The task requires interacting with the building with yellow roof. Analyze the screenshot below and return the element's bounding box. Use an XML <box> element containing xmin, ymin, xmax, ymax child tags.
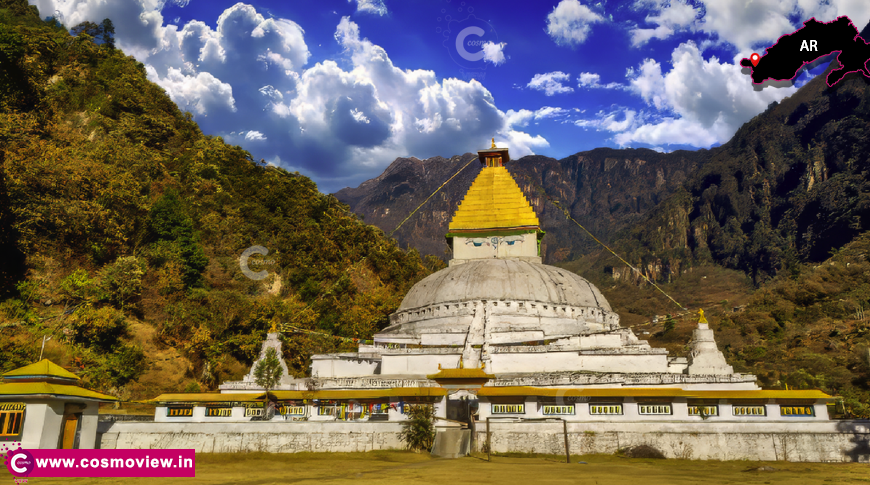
<box><xmin>0</xmin><ymin>359</ymin><xmax>116</xmax><ymax>449</ymax></box>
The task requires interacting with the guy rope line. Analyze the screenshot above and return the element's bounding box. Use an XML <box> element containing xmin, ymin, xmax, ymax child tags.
<box><xmin>549</xmin><ymin>199</ymin><xmax>686</xmax><ymax>312</ymax></box>
<box><xmin>279</xmin><ymin>322</ymin><xmax>374</xmax><ymax>344</ymax></box>
<box><xmin>388</xmin><ymin>157</ymin><xmax>476</xmax><ymax>238</ymax></box>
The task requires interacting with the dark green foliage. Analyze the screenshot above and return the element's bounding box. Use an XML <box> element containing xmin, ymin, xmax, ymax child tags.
<box><xmin>60</xmin><ymin>269</ymin><xmax>103</xmax><ymax>304</ymax></box>
<box><xmin>99</xmin><ymin>19</ymin><xmax>114</xmax><ymax>49</ymax></box>
<box><xmin>662</xmin><ymin>314</ymin><xmax>676</xmax><ymax>334</ymax></box>
<box><xmin>0</xmin><ymin>152</ymin><xmax>25</xmax><ymax>296</ymax></box>
<box><xmin>183</xmin><ymin>381</ymin><xmax>202</xmax><ymax>393</ymax></box>
<box><xmin>399</xmin><ymin>405</ymin><xmax>436</xmax><ymax>452</ymax></box>
<box><xmin>67</xmin><ymin>304</ymin><xmax>127</xmax><ymax>351</ymax></box>
<box><xmin>0</xmin><ymin>0</ymin><xmax>39</xmax><ymax>24</ymax></box>
<box><xmin>147</xmin><ymin>191</ymin><xmax>208</xmax><ymax>287</ymax></box>
<box><xmin>253</xmin><ymin>347</ymin><xmax>282</xmax><ymax>398</ymax></box>
<box><xmin>99</xmin><ymin>256</ymin><xmax>145</xmax><ymax>311</ymax></box>
<box><xmin>70</xmin><ymin>18</ymin><xmax>114</xmax><ymax>49</ymax></box>
<box><xmin>70</xmin><ymin>20</ymin><xmax>99</xmax><ymax>38</ymax></box>
<box><xmin>78</xmin><ymin>343</ymin><xmax>147</xmax><ymax>388</ymax></box>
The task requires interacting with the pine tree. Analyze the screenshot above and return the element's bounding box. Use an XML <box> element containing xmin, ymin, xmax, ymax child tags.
<box><xmin>253</xmin><ymin>347</ymin><xmax>282</xmax><ymax>403</ymax></box>
<box><xmin>99</xmin><ymin>18</ymin><xmax>114</xmax><ymax>49</ymax></box>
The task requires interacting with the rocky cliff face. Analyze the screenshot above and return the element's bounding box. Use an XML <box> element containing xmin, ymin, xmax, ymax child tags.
<box><xmin>334</xmin><ymin>153</ymin><xmax>480</xmax><ymax>259</ymax></box>
<box><xmin>612</xmin><ymin>50</ymin><xmax>870</xmax><ymax>284</ymax></box>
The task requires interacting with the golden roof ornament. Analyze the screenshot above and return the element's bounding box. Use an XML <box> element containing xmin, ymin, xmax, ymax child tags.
<box><xmin>491</xmin><ymin>137</ymin><xmax>496</xmax><ymax>148</ymax></box>
<box><xmin>698</xmin><ymin>309</ymin><xmax>708</xmax><ymax>325</ymax></box>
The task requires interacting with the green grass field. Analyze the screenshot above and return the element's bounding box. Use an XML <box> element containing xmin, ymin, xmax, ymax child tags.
<box><xmin>26</xmin><ymin>451</ymin><xmax>870</xmax><ymax>484</ymax></box>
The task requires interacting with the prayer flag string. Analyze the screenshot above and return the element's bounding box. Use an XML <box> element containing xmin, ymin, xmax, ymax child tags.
<box><xmin>278</xmin><ymin>323</ymin><xmax>374</xmax><ymax>345</ymax></box>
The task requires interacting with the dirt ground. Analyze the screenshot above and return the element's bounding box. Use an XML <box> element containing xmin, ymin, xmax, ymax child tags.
<box><xmin>26</xmin><ymin>451</ymin><xmax>870</xmax><ymax>484</ymax></box>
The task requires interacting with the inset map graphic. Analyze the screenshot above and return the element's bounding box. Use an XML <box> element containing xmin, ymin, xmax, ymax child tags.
<box><xmin>740</xmin><ymin>16</ymin><xmax>870</xmax><ymax>88</ymax></box>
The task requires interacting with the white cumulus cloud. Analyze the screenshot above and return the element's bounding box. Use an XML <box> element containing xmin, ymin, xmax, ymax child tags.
<box><xmin>505</xmin><ymin>107</ymin><xmax>569</xmax><ymax>127</ymax></box>
<box><xmin>145</xmin><ymin>66</ymin><xmax>236</xmax><ymax>115</ymax></box>
<box><xmin>615</xmin><ymin>41</ymin><xmax>797</xmax><ymax>147</ymax></box>
<box><xmin>577</xmin><ymin>72</ymin><xmax>624</xmax><ymax>89</ymax></box>
<box><xmin>546</xmin><ymin>0</ymin><xmax>605</xmax><ymax>47</ymax></box>
<box><xmin>26</xmin><ymin>2</ymin><xmax>548</xmax><ymax>192</ymax></box>
<box><xmin>527</xmin><ymin>71</ymin><xmax>574</xmax><ymax>96</ymax></box>
<box><xmin>349</xmin><ymin>0</ymin><xmax>387</xmax><ymax>16</ymax></box>
<box><xmin>574</xmin><ymin>108</ymin><xmax>639</xmax><ymax>133</ymax></box>
<box><xmin>482</xmin><ymin>41</ymin><xmax>507</xmax><ymax>66</ymax></box>
<box><xmin>630</xmin><ymin>0</ymin><xmax>699</xmax><ymax>46</ymax></box>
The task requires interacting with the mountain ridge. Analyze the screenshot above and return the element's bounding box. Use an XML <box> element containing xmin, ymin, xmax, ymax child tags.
<box><xmin>335</xmin><ymin>147</ymin><xmax>711</xmax><ymax>265</ymax></box>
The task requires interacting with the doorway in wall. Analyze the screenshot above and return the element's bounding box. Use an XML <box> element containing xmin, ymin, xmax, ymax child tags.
<box><xmin>59</xmin><ymin>403</ymin><xmax>85</xmax><ymax>449</ymax></box>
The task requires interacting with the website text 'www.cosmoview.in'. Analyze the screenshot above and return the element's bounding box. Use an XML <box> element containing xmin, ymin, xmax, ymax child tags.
<box><xmin>4</xmin><ymin>448</ymin><xmax>195</xmax><ymax>478</ymax></box>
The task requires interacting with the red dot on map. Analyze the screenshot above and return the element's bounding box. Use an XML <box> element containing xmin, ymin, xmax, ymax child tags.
<box><xmin>750</xmin><ymin>53</ymin><xmax>760</xmax><ymax>67</ymax></box>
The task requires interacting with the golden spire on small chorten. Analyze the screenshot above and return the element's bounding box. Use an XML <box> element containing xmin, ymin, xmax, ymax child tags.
<box><xmin>698</xmin><ymin>309</ymin><xmax>708</xmax><ymax>325</ymax></box>
<box><xmin>269</xmin><ymin>321</ymin><xmax>278</xmax><ymax>333</ymax></box>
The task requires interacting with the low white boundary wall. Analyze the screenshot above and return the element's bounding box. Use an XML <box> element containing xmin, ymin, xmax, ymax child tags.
<box><xmin>99</xmin><ymin>422</ymin><xmax>404</xmax><ymax>453</ymax></box>
<box><xmin>99</xmin><ymin>420</ymin><xmax>870</xmax><ymax>462</ymax></box>
<box><xmin>478</xmin><ymin>420</ymin><xmax>870</xmax><ymax>462</ymax></box>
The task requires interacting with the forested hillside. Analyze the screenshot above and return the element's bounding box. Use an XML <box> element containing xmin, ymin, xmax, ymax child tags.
<box><xmin>0</xmin><ymin>0</ymin><xmax>441</xmax><ymax>400</ymax></box>
<box><xmin>605</xmin><ymin>53</ymin><xmax>870</xmax><ymax>285</ymax></box>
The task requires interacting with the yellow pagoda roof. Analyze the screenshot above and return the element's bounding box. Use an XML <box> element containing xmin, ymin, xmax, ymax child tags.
<box><xmin>2</xmin><ymin>359</ymin><xmax>80</xmax><ymax>381</ymax></box>
<box><xmin>448</xmin><ymin>166</ymin><xmax>540</xmax><ymax>233</ymax></box>
<box><xmin>427</xmin><ymin>368</ymin><xmax>494</xmax><ymax>380</ymax></box>
<box><xmin>477</xmin><ymin>387</ymin><xmax>833</xmax><ymax>400</ymax></box>
<box><xmin>148</xmin><ymin>388</ymin><xmax>448</xmax><ymax>403</ymax></box>
<box><xmin>147</xmin><ymin>393</ymin><xmax>264</xmax><ymax>403</ymax></box>
<box><xmin>0</xmin><ymin>381</ymin><xmax>116</xmax><ymax>401</ymax></box>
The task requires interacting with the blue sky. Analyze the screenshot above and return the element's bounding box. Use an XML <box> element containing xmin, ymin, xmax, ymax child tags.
<box><xmin>29</xmin><ymin>0</ymin><xmax>870</xmax><ymax>193</ymax></box>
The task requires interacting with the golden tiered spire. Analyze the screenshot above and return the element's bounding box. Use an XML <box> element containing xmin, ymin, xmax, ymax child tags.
<box><xmin>448</xmin><ymin>167</ymin><xmax>540</xmax><ymax>232</ymax></box>
<box><xmin>448</xmin><ymin>141</ymin><xmax>540</xmax><ymax>234</ymax></box>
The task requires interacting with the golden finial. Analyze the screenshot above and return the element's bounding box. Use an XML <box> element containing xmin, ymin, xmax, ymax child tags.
<box><xmin>459</xmin><ymin>356</ymin><xmax>464</xmax><ymax>369</ymax></box>
<box><xmin>698</xmin><ymin>309</ymin><xmax>708</xmax><ymax>325</ymax></box>
<box><xmin>480</xmin><ymin>361</ymin><xmax>485</xmax><ymax>370</ymax></box>
<box><xmin>270</xmin><ymin>322</ymin><xmax>278</xmax><ymax>333</ymax></box>
<box><xmin>491</xmin><ymin>137</ymin><xmax>496</xmax><ymax>148</ymax></box>
<box><xmin>438</xmin><ymin>363</ymin><xmax>442</xmax><ymax>370</ymax></box>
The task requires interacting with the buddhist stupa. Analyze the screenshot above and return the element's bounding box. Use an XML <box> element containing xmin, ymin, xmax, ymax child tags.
<box><xmin>305</xmin><ymin>140</ymin><xmax>747</xmax><ymax>381</ymax></box>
